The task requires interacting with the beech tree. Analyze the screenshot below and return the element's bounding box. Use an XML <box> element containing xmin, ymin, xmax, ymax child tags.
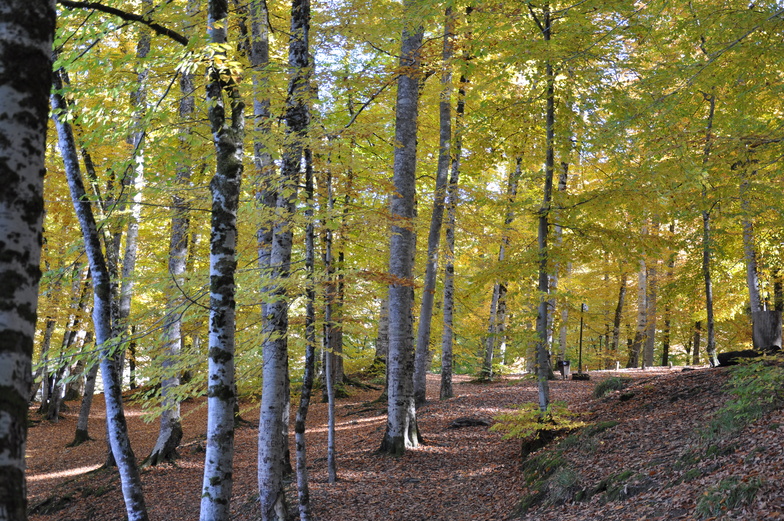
<box><xmin>380</xmin><ymin>0</ymin><xmax>424</xmax><ymax>456</ymax></box>
<box><xmin>0</xmin><ymin>1</ymin><xmax>54</xmax><ymax>517</ymax></box>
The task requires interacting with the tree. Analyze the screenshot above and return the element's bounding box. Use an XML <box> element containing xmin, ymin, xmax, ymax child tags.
<box><xmin>54</xmin><ymin>67</ymin><xmax>150</xmax><ymax>521</ymax></box>
<box><xmin>258</xmin><ymin>0</ymin><xmax>311</xmax><ymax>516</ymax></box>
<box><xmin>198</xmin><ymin>0</ymin><xmax>245</xmax><ymax>514</ymax></box>
<box><xmin>0</xmin><ymin>1</ymin><xmax>54</xmax><ymax>517</ymax></box>
<box><xmin>380</xmin><ymin>0</ymin><xmax>424</xmax><ymax>456</ymax></box>
<box><xmin>413</xmin><ymin>8</ymin><xmax>454</xmax><ymax>406</ymax></box>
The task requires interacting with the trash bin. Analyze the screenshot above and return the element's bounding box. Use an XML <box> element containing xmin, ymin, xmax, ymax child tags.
<box><xmin>556</xmin><ymin>360</ymin><xmax>571</xmax><ymax>380</ymax></box>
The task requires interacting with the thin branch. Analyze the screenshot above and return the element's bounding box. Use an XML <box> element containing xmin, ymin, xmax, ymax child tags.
<box><xmin>57</xmin><ymin>0</ymin><xmax>189</xmax><ymax>46</ymax></box>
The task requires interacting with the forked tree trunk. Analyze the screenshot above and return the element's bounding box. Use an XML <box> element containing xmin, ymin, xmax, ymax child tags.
<box><xmin>380</xmin><ymin>0</ymin><xmax>424</xmax><ymax>455</ymax></box>
<box><xmin>54</xmin><ymin>69</ymin><xmax>149</xmax><ymax>521</ymax></box>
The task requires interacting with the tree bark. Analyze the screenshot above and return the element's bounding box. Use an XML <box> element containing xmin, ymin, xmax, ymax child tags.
<box><xmin>533</xmin><ymin>1</ymin><xmax>554</xmax><ymax>412</ymax></box>
<box><xmin>0</xmin><ymin>3</ymin><xmax>52</xmax><ymax>515</ymax></box>
<box><xmin>627</xmin><ymin>259</ymin><xmax>647</xmax><ymax>368</ymax></box>
<box><xmin>611</xmin><ymin>272</ymin><xmax>627</xmax><ymax>360</ymax></box>
<box><xmin>700</xmin><ymin>92</ymin><xmax>719</xmax><ymax>367</ymax></box>
<box><xmin>413</xmin><ymin>8</ymin><xmax>454</xmax><ymax>405</ymax></box>
<box><xmin>380</xmin><ymin>0</ymin><xmax>424</xmax><ymax>455</ymax></box>
<box><xmin>258</xmin><ymin>0</ymin><xmax>310</xmax><ymax>516</ymax></box>
<box><xmin>692</xmin><ymin>321</ymin><xmax>702</xmax><ymax>365</ymax></box>
<box><xmin>198</xmin><ymin>0</ymin><xmax>245</xmax><ymax>515</ymax></box>
<box><xmin>54</xmin><ymin>69</ymin><xmax>149</xmax><ymax>521</ymax></box>
<box><xmin>643</xmin><ymin>261</ymin><xmax>657</xmax><ymax>368</ymax></box>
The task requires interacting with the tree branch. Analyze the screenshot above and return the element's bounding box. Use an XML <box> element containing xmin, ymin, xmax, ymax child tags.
<box><xmin>57</xmin><ymin>0</ymin><xmax>188</xmax><ymax>46</ymax></box>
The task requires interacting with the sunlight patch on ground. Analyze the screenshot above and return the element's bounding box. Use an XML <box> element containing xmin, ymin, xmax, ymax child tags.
<box><xmin>28</xmin><ymin>463</ymin><xmax>102</xmax><ymax>483</ymax></box>
<box><xmin>308</xmin><ymin>415</ymin><xmax>386</xmax><ymax>434</ymax></box>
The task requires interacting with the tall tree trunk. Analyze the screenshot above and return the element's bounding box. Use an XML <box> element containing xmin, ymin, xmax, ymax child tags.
<box><xmin>0</xmin><ymin>3</ymin><xmax>52</xmax><ymax>515</ymax></box>
<box><xmin>533</xmin><ymin>2</ymin><xmax>554</xmax><ymax>412</ymax></box>
<box><xmin>413</xmin><ymin>8</ymin><xmax>454</xmax><ymax>405</ymax></box>
<box><xmin>54</xmin><ymin>69</ymin><xmax>149</xmax><ymax>521</ymax></box>
<box><xmin>700</xmin><ymin>92</ymin><xmax>719</xmax><ymax>367</ymax></box>
<box><xmin>322</xmin><ymin>168</ymin><xmax>338</xmax><ymax>483</ymax></box>
<box><xmin>295</xmin><ymin>148</ymin><xmax>317</xmax><ymax>521</ymax></box>
<box><xmin>380</xmin><ymin>0</ymin><xmax>424</xmax><ymax>455</ymax></box>
<box><xmin>440</xmin><ymin>59</ymin><xmax>467</xmax><ymax>401</ymax></box>
<box><xmin>199</xmin><ymin>0</ymin><xmax>245</xmax><ymax>515</ymax></box>
<box><xmin>258</xmin><ymin>0</ymin><xmax>310</xmax><ymax>516</ymax></box>
<box><xmin>145</xmin><ymin>4</ymin><xmax>195</xmax><ymax>466</ymax></box>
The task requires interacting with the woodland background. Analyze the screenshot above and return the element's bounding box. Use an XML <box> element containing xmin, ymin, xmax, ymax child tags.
<box><xmin>21</xmin><ymin>0</ymin><xmax>784</xmax><ymax>519</ymax></box>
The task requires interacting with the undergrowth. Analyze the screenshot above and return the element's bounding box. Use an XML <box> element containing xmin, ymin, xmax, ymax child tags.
<box><xmin>703</xmin><ymin>356</ymin><xmax>784</xmax><ymax>440</ymax></box>
<box><xmin>593</xmin><ymin>377</ymin><xmax>631</xmax><ymax>398</ymax></box>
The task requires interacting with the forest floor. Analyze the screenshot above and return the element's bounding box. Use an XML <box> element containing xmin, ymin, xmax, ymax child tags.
<box><xmin>26</xmin><ymin>366</ymin><xmax>784</xmax><ymax>520</ymax></box>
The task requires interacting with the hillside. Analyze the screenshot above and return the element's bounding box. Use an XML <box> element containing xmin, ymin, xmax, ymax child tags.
<box><xmin>26</xmin><ymin>367</ymin><xmax>784</xmax><ymax>520</ymax></box>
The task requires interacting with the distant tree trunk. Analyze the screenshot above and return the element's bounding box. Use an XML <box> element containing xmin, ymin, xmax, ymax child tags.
<box><xmin>661</xmin><ymin>229</ymin><xmax>675</xmax><ymax>367</ymax></box>
<box><xmin>611</xmin><ymin>272</ymin><xmax>627</xmax><ymax>359</ymax></box>
<box><xmin>692</xmin><ymin>321</ymin><xmax>702</xmax><ymax>365</ymax></box>
<box><xmin>774</xmin><ymin>269</ymin><xmax>784</xmax><ymax>312</ymax></box>
<box><xmin>70</xmin><ymin>336</ymin><xmax>98</xmax><ymax>447</ymax></box>
<box><xmin>741</xmin><ymin>174</ymin><xmax>762</xmax><ymax>314</ymax></box>
<box><xmin>54</xmin><ymin>68</ymin><xmax>149</xmax><ymax>521</ymax></box>
<box><xmin>259</xmin><ymin>0</ymin><xmax>310</xmax><ymax>515</ymax></box>
<box><xmin>413</xmin><ymin>8</ymin><xmax>454</xmax><ymax>406</ymax></box>
<box><xmin>627</xmin><ymin>260</ymin><xmax>647</xmax><ymax>368</ymax></box>
<box><xmin>31</xmin><ymin>317</ymin><xmax>56</xmax><ymax>403</ymax></box>
<box><xmin>548</xmin><ymin>162</ymin><xmax>569</xmax><ymax>365</ymax></box>
<box><xmin>0</xmin><ymin>4</ymin><xmax>52</xmax><ymax>515</ymax></box>
<box><xmin>374</xmin><ymin>295</ymin><xmax>390</xmax><ymax>369</ymax></box>
<box><xmin>322</xmin><ymin>167</ymin><xmax>338</xmax><ymax>483</ymax></box>
<box><xmin>198</xmin><ymin>0</ymin><xmax>245</xmax><ymax>515</ymax></box>
<box><xmin>482</xmin><ymin>159</ymin><xmax>522</xmax><ymax>380</ymax></box>
<box><xmin>643</xmin><ymin>261</ymin><xmax>657</xmax><ymax>368</ymax></box>
<box><xmin>380</xmin><ymin>0</ymin><xmax>423</xmax><ymax>455</ymax></box>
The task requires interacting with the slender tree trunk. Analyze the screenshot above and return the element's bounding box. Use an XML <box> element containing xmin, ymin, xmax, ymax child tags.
<box><xmin>692</xmin><ymin>321</ymin><xmax>702</xmax><ymax>365</ymax></box>
<box><xmin>380</xmin><ymin>0</ymin><xmax>424</xmax><ymax>455</ymax></box>
<box><xmin>259</xmin><ymin>0</ymin><xmax>310</xmax><ymax>516</ymax></box>
<box><xmin>413</xmin><ymin>8</ymin><xmax>454</xmax><ymax>405</ymax></box>
<box><xmin>0</xmin><ymin>4</ymin><xmax>52</xmax><ymax>515</ymax></box>
<box><xmin>322</xmin><ymin>168</ymin><xmax>338</xmax><ymax>483</ymax></box>
<box><xmin>534</xmin><ymin>2</ymin><xmax>554</xmax><ymax>412</ymax></box>
<box><xmin>30</xmin><ymin>317</ymin><xmax>56</xmax><ymax>403</ymax></box>
<box><xmin>643</xmin><ymin>262</ymin><xmax>657</xmax><ymax>368</ymax></box>
<box><xmin>439</xmin><ymin>65</ymin><xmax>465</xmax><ymax>400</ymax></box>
<box><xmin>70</xmin><ymin>335</ymin><xmax>99</xmax><ymax>447</ymax></box>
<box><xmin>198</xmin><ymin>0</ymin><xmax>245</xmax><ymax>515</ymax></box>
<box><xmin>611</xmin><ymin>272</ymin><xmax>627</xmax><ymax>360</ymax></box>
<box><xmin>627</xmin><ymin>259</ymin><xmax>646</xmax><ymax>368</ymax></box>
<box><xmin>700</xmin><ymin>92</ymin><xmax>719</xmax><ymax>367</ymax></box>
<box><xmin>145</xmin><ymin>6</ymin><xmax>195</xmax><ymax>466</ymax></box>
<box><xmin>295</xmin><ymin>148</ymin><xmax>317</xmax><ymax>521</ymax></box>
<box><xmin>54</xmin><ymin>69</ymin><xmax>149</xmax><ymax>521</ymax></box>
